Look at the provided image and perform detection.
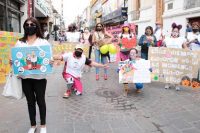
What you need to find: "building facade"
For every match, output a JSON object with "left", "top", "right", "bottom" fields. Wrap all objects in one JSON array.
[{"left": 0, "top": 0, "right": 27, "bottom": 32}]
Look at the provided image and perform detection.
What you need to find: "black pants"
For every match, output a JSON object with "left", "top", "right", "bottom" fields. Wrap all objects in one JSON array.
[
  {"left": 88, "top": 45, "right": 93, "bottom": 59},
  {"left": 22, "top": 79, "right": 47, "bottom": 126}
]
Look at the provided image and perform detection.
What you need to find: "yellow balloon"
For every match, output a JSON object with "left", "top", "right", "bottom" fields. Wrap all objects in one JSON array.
[
  {"left": 108, "top": 44, "right": 117, "bottom": 54},
  {"left": 100, "top": 45, "right": 109, "bottom": 54}
]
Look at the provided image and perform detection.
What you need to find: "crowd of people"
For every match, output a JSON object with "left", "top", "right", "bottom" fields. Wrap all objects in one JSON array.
[{"left": 8, "top": 16, "right": 200, "bottom": 133}]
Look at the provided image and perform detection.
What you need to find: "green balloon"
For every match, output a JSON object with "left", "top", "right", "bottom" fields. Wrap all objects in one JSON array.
[{"left": 154, "top": 75, "right": 158, "bottom": 80}]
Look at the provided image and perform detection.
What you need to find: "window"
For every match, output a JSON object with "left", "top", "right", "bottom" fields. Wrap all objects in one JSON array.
[
  {"left": 0, "top": 4, "right": 6, "bottom": 31},
  {"left": 167, "top": 3, "right": 173, "bottom": 10},
  {"left": 8, "top": 10, "right": 20, "bottom": 32}
]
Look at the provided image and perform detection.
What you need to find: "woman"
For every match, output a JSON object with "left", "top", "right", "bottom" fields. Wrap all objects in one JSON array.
[
  {"left": 186, "top": 22, "right": 200, "bottom": 51},
  {"left": 139, "top": 26, "right": 157, "bottom": 60},
  {"left": 92, "top": 23, "right": 112, "bottom": 80},
  {"left": 14, "top": 17, "right": 52, "bottom": 133},
  {"left": 66, "top": 25, "right": 80, "bottom": 42},
  {"left": 118, "top": 22, "right": 136, "bottom": 61},
  {"left": 162, "top": 22, "right": 188, "bottom": 90},
  {"left": 80, "top": 27, "right": 91, "bottom": 44}
]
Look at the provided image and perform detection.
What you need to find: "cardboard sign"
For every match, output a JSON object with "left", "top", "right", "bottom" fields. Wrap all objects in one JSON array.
[
  {"left": 119, "top": 59, "right": 151, "bottom": 83},
  {"left": 149, "top": 47, "right": 200, "bottom": 88},
  {"left": 11, "top": 45, "right": 52, "bottom": 75},
  {"left": 121, "top": 38, "right": 136, "bottom": 49}
]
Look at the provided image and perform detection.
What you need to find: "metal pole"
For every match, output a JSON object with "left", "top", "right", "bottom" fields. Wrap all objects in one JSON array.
[
  {"left": 55, "top": 16, "right": 57, "bottom": 41},
  {"left": 5, "top": 0, "right": 8, "bottom": 31}
]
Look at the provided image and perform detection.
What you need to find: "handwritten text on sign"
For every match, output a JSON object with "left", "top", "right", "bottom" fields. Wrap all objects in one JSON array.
[{"left": 149, "top": 47, "right": 200, "bottom": 88}]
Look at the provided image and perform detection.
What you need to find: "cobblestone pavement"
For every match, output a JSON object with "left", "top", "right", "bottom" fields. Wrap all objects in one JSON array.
[{"left": 1, "top": 64, "right": 200, "bottom": 133}]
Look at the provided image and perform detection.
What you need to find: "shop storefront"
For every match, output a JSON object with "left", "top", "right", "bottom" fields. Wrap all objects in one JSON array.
[{"left": 0, "top": 0, "right": 25, "bottom": 32}]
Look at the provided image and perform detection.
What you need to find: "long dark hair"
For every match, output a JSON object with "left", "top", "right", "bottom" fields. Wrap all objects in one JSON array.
[
  {"left": 121, "top": 27, "right": 132, "bottom": 38},
  {"left": 95, "top": 23, "right": 105, "bottom": 33},
  {"left": 20, "top": 17, "right": 43, "bottom": 42}
]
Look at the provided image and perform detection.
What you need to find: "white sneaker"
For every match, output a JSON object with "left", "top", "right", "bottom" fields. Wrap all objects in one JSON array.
[
  {"left": 75, "top": 91, "right": 82, "bottom": 96},
  {"left": 175, "top": 86, "right": 181, "bottom": 91},
  {"left": 28, "top": 127, "right": 37, "bottom": 133},
  {"left": 165, "top": 84, "right": 169, "bottom": 89},
  {"left": 40, "top": 127, "right": 47, "bottom": 133}
]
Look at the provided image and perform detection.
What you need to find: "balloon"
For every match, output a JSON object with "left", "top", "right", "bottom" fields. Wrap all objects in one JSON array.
[
  {"left": 108, "top": 44, "right": 117, "bottom": 54},
  {"left": 100, "top": 45, "right": 109, "bottom": 54}
]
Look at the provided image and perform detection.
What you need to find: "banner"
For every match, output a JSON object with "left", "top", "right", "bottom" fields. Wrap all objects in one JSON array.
[
  {"left": 11, "top": 45, "right": 52, "bottom": 75},
  {"left": 119, "top": 59, "right": 151, "bottom": 83},
  {"left": 52, "top": 42, "right": 89, "bottom": 56},
  {"left": 149, "top": 47, "right": 200, "bottom": 88},
  {"left": 0, "top": 31, "right": 23, "bottom": 83}
]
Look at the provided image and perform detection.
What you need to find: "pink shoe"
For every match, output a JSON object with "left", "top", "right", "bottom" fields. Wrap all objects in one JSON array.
[
  {"left": 63, "top": 90, "right": 71, "bottom": 98},
  {"left": 96, "top": 74, "right": 99, "bottom": 81}
]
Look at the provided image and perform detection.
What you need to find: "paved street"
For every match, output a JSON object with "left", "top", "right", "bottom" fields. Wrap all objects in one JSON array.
[{"left": 1, "top": 64, "right": 200, "bottom": 133}]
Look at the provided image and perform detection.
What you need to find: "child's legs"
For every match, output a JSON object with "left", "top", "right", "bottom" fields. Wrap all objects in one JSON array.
[
  {"left": 101, "top": 55, "right": 108, "bottom": 74},
  {"left": 73, "top": 78, "right": 83, "bottom": 93},
  {"left": 63, "top": 73, "right": 74, "bottom": 91},
  {"left": 135, "top": 83, "right": 143, "bottom": 90},
  {"left": 95, "top": 49, "right": 100, "bottom": 74}
]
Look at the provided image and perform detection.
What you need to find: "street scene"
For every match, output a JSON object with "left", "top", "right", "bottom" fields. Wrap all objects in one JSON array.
[{"left": 0, "top": 0, "right": 200, "bottom": 133}]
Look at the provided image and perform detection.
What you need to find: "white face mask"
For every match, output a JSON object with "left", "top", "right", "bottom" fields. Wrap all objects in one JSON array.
[
  {"left": 84, "top": 30, "right": 89, "bottom": 33},
  {"left": 171, "top": 31, "right": 179, "bottom": 37}
]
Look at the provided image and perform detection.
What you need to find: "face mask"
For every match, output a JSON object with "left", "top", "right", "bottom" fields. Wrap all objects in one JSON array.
[
  {"left": 97, "top": 28, "right": 102, "bottom": 31},
  {"left": 84, "top": 30, "right": 89, "bottom": 33},
  {"left": 74, "top": 51, "right": 82, "bottom": 57},
  {"left": 124, "top": 27, "right": 129, "bottom": 32},
  {"left": 193, "top": 29, "right": 199, "bottom": 33},
  {"left": 24, "top": 26, "right": 37, "bottom": 36},
  {"left": 172, "top": 32, "right": 179, "bottom": 37}
]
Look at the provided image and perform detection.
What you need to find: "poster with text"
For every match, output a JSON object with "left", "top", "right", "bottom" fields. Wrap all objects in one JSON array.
[
  {"left": 11, "top": 45, "right": 52, "bottom": 75},
  {"left": 119, "top": 59, "right": 151, "bottom": 83},
  {"left": 149, "top": 47, "right": 200, "bottom": 89}
]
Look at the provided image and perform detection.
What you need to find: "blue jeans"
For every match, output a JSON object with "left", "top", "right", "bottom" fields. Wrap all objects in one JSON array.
[
  {"left": 135, "top": 83, "right": 143, "bottom": 90},
  {"left": 95, "top": 49, "right": 107, "bottom": 75},
  {"left": 141, "top": 52, "right": 148, "bottom": 60}
]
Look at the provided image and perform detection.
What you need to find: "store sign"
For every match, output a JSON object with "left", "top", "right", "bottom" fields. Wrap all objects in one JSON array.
[
  {"left": 102, "top": 8, "right": 121, "bottom": 22},
  {"left": 36, "top": 0, "right": 49, "bottom": 15}
]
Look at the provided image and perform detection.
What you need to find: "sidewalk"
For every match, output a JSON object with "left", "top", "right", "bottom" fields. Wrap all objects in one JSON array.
[{"left": 1, "top": 64, "right": 200, "bottom": 133}]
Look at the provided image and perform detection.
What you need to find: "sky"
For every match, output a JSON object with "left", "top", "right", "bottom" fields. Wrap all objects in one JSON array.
[{"left": 52, "top": 0, "right": 90, "bottom": 27}]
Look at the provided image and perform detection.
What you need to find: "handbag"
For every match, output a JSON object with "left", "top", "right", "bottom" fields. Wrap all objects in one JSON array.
[{"left": 2, "top": 72, "right": 24, "bottom": 100}]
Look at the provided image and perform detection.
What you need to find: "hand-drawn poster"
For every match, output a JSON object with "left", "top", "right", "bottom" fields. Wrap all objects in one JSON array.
[
  {"left": 149, "top": 47, "right": 200, "bottom": 89},
  {"left": 11, "top": 45, "right": 52, "bottom": 75},
  {"left": 0, "top": 31, "right": 23, "bottom": 83},
  {"left": 119, "top": 59, "right": 151, "bottom": 83}
]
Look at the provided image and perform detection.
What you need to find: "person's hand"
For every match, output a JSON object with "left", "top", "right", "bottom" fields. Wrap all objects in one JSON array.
[
  {"left": 103, "top": 64, "right": 109, "bottom": 69},
  {"left": 9, "top": 59, "right": 13, "bottom": 66},
  {"left": 143, "top": 41, "right": 147, "bottom": 44},
  {"left": 49, "top": 59, "right": 54, "bottom": 67}
]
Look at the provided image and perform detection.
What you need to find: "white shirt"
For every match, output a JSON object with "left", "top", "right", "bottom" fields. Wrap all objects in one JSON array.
[
  {"left": 93, "top": 31, "right": 105, "bottom": 49},
  {"left": 15, "top": 38, "right": 51, "bottom": 79},
  {"left": 164, "top": 36, "right": 186, "bottom": 49},
  {"left": 62, "top": 52, "right": 86, "bottom": 78},
  {"left": 66, "top": 32, "right": 80, "bottom": 42},
  {"left": 187, "top": 32, "right": 200, "bottom": 50}
]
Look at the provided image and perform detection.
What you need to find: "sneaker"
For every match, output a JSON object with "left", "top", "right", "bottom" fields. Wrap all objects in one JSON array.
[
  {"left": 175, "top": 86, "right": 181, "bottom": 91},
  {"left": 40, "top": 127, "right": 46, "bottom": 133},
  {"left": 136, "top": 89, "right": 142, "bottom": 93},
  {"left": 96, "top": 74, "right": 99, "bottom": 81},
  {"left": 63, "top": 90, "right": 71, "bottom": 98},
  {"left": 28, "top": 126, "right": 37, "bottom": 133},
  {"left": 165, "top": 84, "right": 169, "bottom": 89},
  {"left": 75, "top": 91, "right": 82, "bottom": 96},
  {"left": 104, "top": 74, "right": 108, "bottom": 80}
]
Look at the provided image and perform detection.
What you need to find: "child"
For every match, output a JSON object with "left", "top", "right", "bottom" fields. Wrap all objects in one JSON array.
[
  {"left": 53, "top": 44, "right": 109, "bottom": 98},
  {"left": 124, "top": 48, "right": 144, "bottom": 94}
]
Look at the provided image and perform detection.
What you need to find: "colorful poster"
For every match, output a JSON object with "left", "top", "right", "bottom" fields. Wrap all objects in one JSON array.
[
  {"left": 53, "top": 42, "right": 89, "bottom": 56},
  {"left": 11, "top": 45, "right": 52, "bottom": 75},
  {"left": 119, "top": 59, "right": 151, "bottom": 83},
  {"left": 149, "top": 47, "right": 200, "bottom": 89},
  {"left": 0, "top": 31, "right": 23, "bottom": 83}
]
